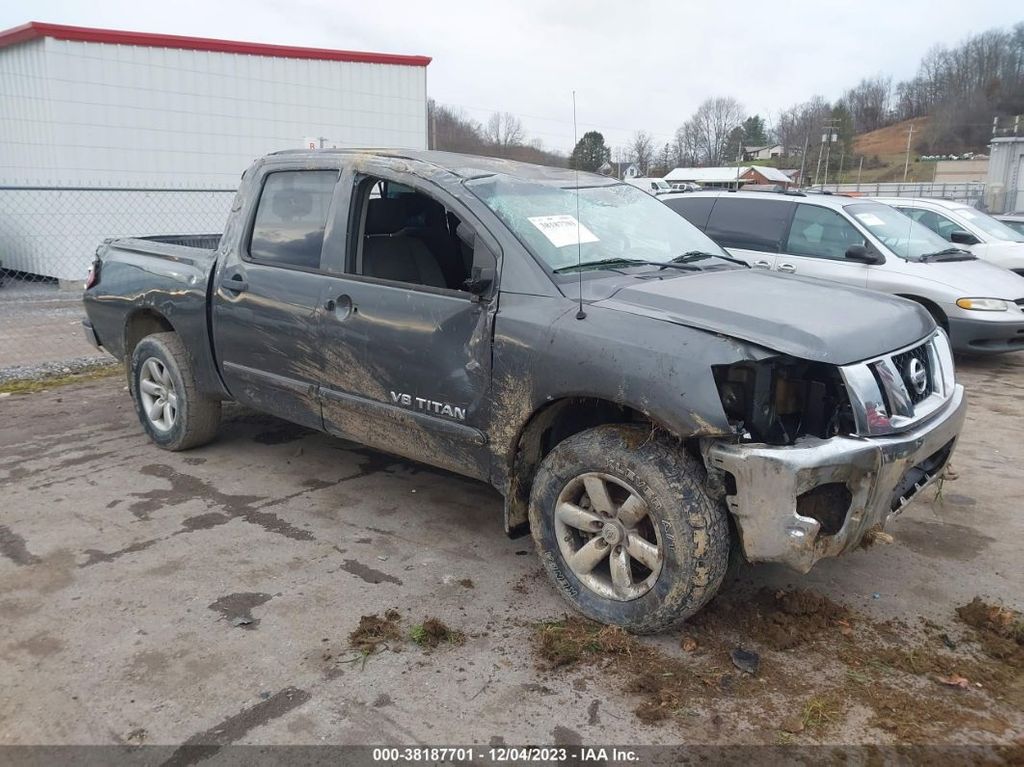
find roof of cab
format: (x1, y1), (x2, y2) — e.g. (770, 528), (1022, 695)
(268, 148), (620, 186)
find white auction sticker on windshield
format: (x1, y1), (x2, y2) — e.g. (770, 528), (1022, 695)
(528, 215), (599, 248)
(854, 212), (885, 227)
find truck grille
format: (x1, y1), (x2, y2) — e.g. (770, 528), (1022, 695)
(890, 343), (933, 405)
(839, 331), (955, 436)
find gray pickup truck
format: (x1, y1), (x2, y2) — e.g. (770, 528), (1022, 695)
(83, 150), (966, 632)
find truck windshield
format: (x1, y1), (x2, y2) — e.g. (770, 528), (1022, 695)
(466, 175), (730, 272)
(844, 202), (955, 261)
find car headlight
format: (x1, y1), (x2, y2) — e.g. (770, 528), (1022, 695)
(956, 298), (1008, 311)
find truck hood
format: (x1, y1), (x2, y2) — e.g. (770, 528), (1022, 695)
(594, 269), (934, 365)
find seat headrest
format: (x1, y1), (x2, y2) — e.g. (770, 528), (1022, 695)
(365, 198), (407, 235)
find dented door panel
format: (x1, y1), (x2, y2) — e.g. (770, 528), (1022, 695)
(316, 276), (493, 479)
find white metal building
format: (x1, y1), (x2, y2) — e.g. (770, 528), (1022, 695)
(0, 21), (430, 280)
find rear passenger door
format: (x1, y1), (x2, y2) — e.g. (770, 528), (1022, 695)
(777, 203), (870, 288)
(313, 170), (500, 481)
(703, 197), (795, 270)
(211, 167), (339, 429)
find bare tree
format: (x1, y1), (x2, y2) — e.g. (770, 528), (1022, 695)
(484, 112), (525, 151)
(841, 76), (892, 133)
(629, 130), (655, 174)
(688, 97), (745, 165)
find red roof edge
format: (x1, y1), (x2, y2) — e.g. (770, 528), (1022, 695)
(0, 21), (431, 67)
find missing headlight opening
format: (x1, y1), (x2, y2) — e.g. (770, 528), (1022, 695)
(713, 358), (855, 445)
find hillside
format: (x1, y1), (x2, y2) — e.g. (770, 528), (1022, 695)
(846, 116), (935, 184)
(853, 116), (930, 155)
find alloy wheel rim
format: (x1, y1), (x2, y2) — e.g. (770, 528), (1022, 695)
(554, 472), (663, 601)
(139, 357), (178, 432)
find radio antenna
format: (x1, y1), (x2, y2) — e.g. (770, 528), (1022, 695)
(572, 90), (586, 320)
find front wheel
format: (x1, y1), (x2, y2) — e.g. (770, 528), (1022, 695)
(130, 332), (221, 451)
(528, 425), (730, 634)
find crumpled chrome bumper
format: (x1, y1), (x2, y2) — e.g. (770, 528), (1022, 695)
(703, 384), (966, 573)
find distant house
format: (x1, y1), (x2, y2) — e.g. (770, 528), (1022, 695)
(598, 161), (640, 179)
(740, 165), (796, 189)
(664, 166), (750, 189)
(781, 168), (802, 184)
(664, 165), (798, 190)
(741, 144), (786, 161)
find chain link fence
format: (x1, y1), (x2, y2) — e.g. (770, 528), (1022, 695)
(820, 181), (987, 207)
(0, 186), (234, 380)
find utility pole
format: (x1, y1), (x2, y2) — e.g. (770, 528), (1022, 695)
(814, 119), (839, 188)
(902, 122), (915, 183)
(857, 155), (864, 190)
(798, 131), (810, 188)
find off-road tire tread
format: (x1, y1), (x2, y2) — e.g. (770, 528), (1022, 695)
(529, 424), (730, 634)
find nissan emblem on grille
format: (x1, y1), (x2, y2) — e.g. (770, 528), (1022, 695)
(906, 357), (928, 395)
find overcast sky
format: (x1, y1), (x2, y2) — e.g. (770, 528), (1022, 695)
(3, 1), (1020, 152)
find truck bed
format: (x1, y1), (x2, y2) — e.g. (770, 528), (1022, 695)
(83, 233), (228, 399)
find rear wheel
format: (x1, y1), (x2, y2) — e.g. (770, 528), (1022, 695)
(528, 424), (730, 634)
(130, 332), (220, 451)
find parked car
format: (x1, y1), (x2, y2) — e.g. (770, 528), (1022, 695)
(872, 197), (1024, 275)
(994, 213), (1024, 237)
(663, 190), (1024, 354)
(624, 177), (674, 195)
(84, 150), (965, 632)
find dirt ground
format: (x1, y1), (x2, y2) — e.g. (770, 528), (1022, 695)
(0, 352), (1022, 748)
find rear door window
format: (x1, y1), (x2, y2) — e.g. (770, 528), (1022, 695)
(249, 170), (338, 269)
(704, 198), (795, 253)
(662, 196), (715, 230)
(785, 204), (866, 260)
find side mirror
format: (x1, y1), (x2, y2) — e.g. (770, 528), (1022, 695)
(950, 229), (979, 246)
(464, 264), (495, 298)
(845, 244), (883, 264)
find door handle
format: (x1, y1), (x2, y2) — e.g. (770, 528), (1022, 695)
(778, 263), (797, 274)
(325, 294), (353, 319)
(752, 260), (771, 269)
(221, 273), (248, 293)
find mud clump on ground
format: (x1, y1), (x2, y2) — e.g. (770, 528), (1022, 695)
(349, 609), (402, 653)
(533, 618), (756, 725)
(412, 617), (465, 649)
(956, 597), (1024, 667)
(689, 588), (850, 652)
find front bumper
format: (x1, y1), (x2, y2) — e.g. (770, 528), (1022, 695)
(704, 384), (966, 573)
(946, 314), (1024, 354)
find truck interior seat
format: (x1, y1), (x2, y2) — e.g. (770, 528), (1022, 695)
(363, 198), (446, 288)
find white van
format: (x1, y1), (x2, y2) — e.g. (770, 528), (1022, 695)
(873, 197), (1024, 275)
(625, 177), (674, 196)
(663, 190), (1024, 354)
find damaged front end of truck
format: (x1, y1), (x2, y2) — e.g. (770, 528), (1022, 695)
(701, 330), (965, 573)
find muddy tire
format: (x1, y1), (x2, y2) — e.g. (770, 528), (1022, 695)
(130, 332), (220, 451)
(528, 424), (730, 634)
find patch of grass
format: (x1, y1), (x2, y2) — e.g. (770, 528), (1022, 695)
(410, 617), (464, 648)
(348, 610), (402, 654)
(0, 363), (119, 395)
(801, 694), (842, 731)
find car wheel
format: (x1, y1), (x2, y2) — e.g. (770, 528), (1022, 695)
(130, 332), (221, 451)
(528, 424), (730, 633)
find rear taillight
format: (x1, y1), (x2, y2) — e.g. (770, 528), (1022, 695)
(85, 261), (99, 290)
